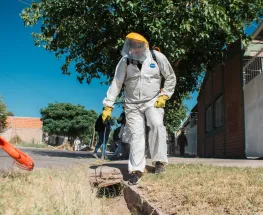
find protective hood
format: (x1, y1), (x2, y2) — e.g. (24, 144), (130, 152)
(121, 33), (149, 63)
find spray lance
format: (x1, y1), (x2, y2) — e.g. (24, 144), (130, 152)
(99, 119), (109, 177)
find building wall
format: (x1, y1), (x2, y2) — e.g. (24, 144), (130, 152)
(244, 72), (263, 157)
(185, 125), (197, 155)
(185, 125), (197, 156)
(205, 135), (213, 156)
(197, 40), (245, 158)
(204, 66), (224, 157)
(1, 128), (43, 143)
(213, 66), (223, 97)
(224, 41), (245, 158)
(0, 117), (43, 143)
(214, 131), (224, 156)
(48, 135), (67, 146)
(199, 66), (224, 157)
(205, 74), (213, 106)
(11, 128), (43, 143)
(197, 92), (205, 156)
(0, 128), (12, 141)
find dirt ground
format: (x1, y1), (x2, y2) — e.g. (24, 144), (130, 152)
(133, 164), (263, 215)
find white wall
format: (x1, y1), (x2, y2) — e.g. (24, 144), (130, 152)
(0, 128), (43, 143)
(0, 128), (12, 141)
(244, 72), (263, 157)
(185, 125), (197, 156)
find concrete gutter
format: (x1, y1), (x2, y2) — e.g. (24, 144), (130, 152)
(88, 162), (166, 215)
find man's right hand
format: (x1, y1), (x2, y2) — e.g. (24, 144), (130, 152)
(102, 106), (113, 122)
(154, 95), (169, 108)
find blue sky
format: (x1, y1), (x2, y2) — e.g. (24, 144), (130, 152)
(1, 1), (117, 117)
(0, 1), (259, 119)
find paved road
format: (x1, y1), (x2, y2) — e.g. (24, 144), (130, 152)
(0, 147), (98, 171)
(1, 147), (263, 173)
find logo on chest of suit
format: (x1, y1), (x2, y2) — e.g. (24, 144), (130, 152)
(150, 63), (156, 68)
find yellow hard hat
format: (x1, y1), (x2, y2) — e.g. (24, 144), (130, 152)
(126, 32), (148, 44)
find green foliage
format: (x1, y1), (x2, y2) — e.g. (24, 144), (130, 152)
(7, 111), (14, 116)
(20, 1), (262, 130)
(20, 0), (263, 103)
(40, 103), (98, 139)
(0, 98), (7, 133)
(164, 100), (188, 133)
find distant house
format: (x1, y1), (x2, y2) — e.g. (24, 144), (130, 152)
(196, 21), (263, 158)
(0, 116), (43, 143)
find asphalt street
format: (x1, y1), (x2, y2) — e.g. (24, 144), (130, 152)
(1, 147), (263, 173)
(0, 147), (97, 172)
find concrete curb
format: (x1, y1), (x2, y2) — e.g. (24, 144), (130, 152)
(123, 166), (167, 215)
(123, 182), (166, 215)
(122, 164), (167, 215)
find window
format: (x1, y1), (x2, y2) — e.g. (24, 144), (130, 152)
(205, 106), (212, 132)
(214, 96), (224, 127)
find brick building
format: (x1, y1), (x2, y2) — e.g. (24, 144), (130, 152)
(197, 21), (263, 158)
(0, 116), (43, 143)
(197, 40), (245, 158)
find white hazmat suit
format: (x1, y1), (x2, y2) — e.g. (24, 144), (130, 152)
(103, 49), (176, 172)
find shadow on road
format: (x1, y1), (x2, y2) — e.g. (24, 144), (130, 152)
(28, 149), (94, 159)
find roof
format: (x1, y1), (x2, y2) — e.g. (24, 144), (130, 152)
(196, 21), (263, 103)
(6, 116), (42, 129)
(252, 21), (263, 40)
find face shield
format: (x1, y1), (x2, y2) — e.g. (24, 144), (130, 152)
(121, 38), (149, 63)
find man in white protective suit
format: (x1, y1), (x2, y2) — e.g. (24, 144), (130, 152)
(101, 32), (176, 185)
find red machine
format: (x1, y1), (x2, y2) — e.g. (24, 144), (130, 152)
(0, 136), (34, 171)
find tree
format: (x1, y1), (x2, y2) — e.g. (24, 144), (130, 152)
(20, 0), (263, 103)
(0, 98), (7, 133)
(164, 100), (188, 134)
(20, 1), (262, 131)
(40, 103), (98, 143)
(7, 111), (14, 116)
